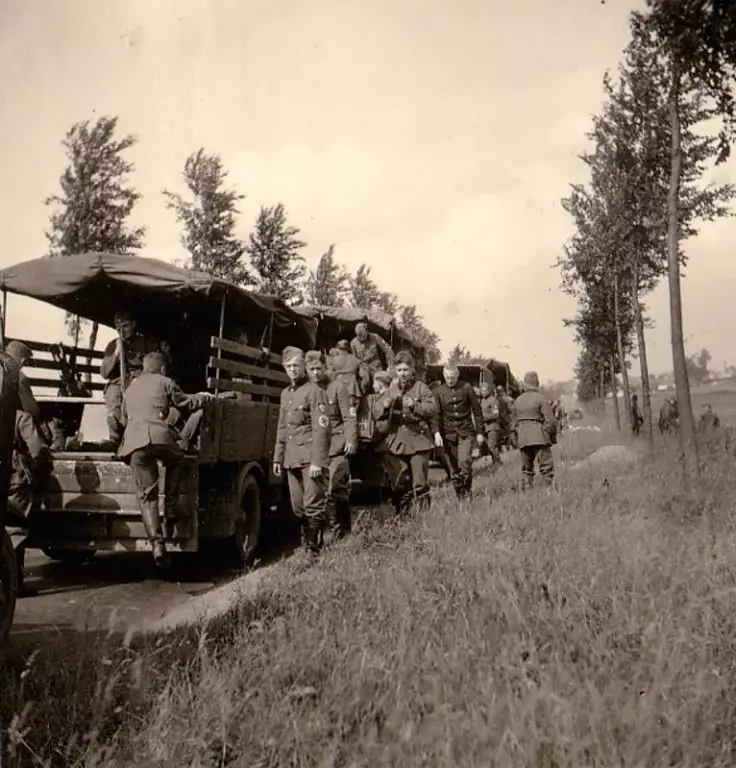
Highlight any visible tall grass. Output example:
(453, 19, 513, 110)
(3, 430, 736, 767)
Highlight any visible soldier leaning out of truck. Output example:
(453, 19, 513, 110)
(306, 350, 358, 540)
(100, 310, 171, 446)
(118, 352, 213, 569)
(273, 346, 332, 557)
(7, 410, 53, 597)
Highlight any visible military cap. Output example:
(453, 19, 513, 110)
(336, 339, 350, 351)
(5, 340, 32, 363)
(281, 346, 304, 363)
(304, 350, 324, 366)
(523, 371, 540, 388)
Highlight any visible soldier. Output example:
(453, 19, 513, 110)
(273, 347, 331, 557)
(433, 363, 485, 498)
(7, 410, 52, 597)
(372, 350, 438, 515)
(698, 403, 720, 433)
(100, 310, 170, 446)
(350, 322, 395, 381)
(496, 385, 513, 450)
(479, 381, 501, 464)
(329, 345, 363, 403)
(631, 394, 644, 436)
(513, 371, 556, 489)
(658, 397, 678, 434)
(305, 350, 357, 540)
(118, 352, 213, 569)
(5, 341, 40, 424)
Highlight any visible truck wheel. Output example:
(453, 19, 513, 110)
(42, 548, 95, 566)
(230, 472, 263, 568)
(0, 527, 17, 648)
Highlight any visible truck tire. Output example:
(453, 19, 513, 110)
(0, 527, 17, 647)
(230, 472, 263, 569)
(42, 548, 96, 566)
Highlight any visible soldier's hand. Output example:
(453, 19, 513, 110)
(344, 442, 356, 456)
(476, 433, 485, 445)
(434, 432, 443, 448)
(273, 462, 282, 477)
(402, 396, 414, 409)
(308, 464, 322, 478)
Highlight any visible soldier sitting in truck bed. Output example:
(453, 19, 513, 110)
(100, 310, 171, 446)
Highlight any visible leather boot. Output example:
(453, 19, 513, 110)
(140, 501, 170, 569)
(15, 544, 37, 598)
(302, 518, 323, 557)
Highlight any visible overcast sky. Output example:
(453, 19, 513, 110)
(1, 0, 733, 381)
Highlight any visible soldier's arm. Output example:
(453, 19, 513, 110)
(412, 382, 439, 433)
(467, 385, 485, 436)
(17, 411, 50, 462)
(541, 397, 556, 433)
(337, 383, 358, 448)
(167, 379, 210, 413)
(309, 386, 331, 468)
(99, 339, 119, 379)
(273, 392, 287, 466)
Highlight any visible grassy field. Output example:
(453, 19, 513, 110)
(646, 382, 736, 425)
(3, 426, 736, 767)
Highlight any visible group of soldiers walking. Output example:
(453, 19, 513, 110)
(274, 333, 561, 558)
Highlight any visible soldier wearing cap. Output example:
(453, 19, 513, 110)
(479, 381, 502, 465)
(372, 350, 438, 514)
(350, 323, 394, 380)
(433, 362, 485, 498)
(512, 371, 556, 488)
(100, 310, 170, 446)
(118, 351, 213, 568)
(273, 347, 331, 556)
(305, 350, 357, 540)
(329, 345, 363, 404)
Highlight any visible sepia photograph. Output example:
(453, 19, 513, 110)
(2, 0, 736, 765)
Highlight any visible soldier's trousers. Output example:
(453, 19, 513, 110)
(129, 445, 184, 545)
(444, 435, 474, 498)
(104, 379, 126, 444)
(383, 451, 431, 515)
(326, 454, 351, 539)
(286, 467, 327, 553)
(485, 424, 501, 463)
(519, 445, 554, 488)
(6, 490, 32, 587)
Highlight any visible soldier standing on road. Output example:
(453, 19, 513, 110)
(350, 323, 395, 384)
(479, 381, 502, 465)
(372, 350, 438, 515)
(631, 394, 644, 436)
(100, 311, 170, 446)
(306, 350, 357, 541)
(118, 352, 213, 569)
(273, 347, 331, 557)
(433, 363, 485, 499)
(513, 371, 556, 489)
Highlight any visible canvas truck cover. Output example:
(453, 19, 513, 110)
(293, 304, 426, 360)
(426, 360, 520, 395)
(0, 252, 317, 352)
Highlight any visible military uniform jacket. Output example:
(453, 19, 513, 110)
(11, 410, 50, 493)
(100, 334, 167, 383)
(330, 354, 362, 404)
(375, 377, 438, 455)
(321, 378, 358, 457)
(18, 371, 40, 424)
(118, 372, 207, 458)
(274, 378, 331, 469)
(513, 389, 555, 448)
(481, 395, 501, 426)
(350, 333, 394, 372)
(435, 381, 483, 440)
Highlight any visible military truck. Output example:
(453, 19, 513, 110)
(424, 360, 520, 395)
(0, 251, 318, 568)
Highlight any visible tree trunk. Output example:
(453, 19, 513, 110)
(613, 272, 632, 431)
(633, 266, 653, 445)
(87, 321, 99, 385)
(610, 355, 621, 430)
(598, 366, 605, 414)
(666, 67, 698, 468)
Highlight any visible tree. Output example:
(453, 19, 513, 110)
(686, 347, 711, 385)
(375, 291, 400, 316)
(246, 203, 307, 303)
(348, 264, 381, 309)
(303, 244, 349, 306)
(45, 115, 145, 357)
(398, 304, 442, 364)
(447, 344, 489, 367)
(163, 148, 253, 286)
(633, 1, 736, 463)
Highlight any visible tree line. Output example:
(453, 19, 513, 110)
(557, 0, 736, 467)
(44, 121, 442, 362)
